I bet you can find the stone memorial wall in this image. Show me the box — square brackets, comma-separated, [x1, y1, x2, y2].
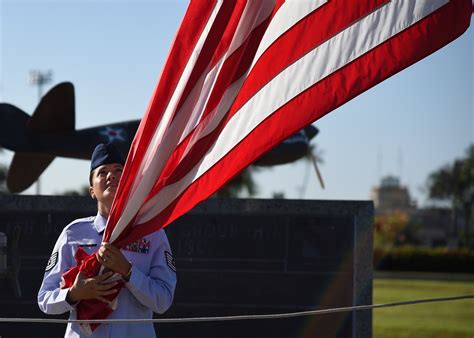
[0, 195, 373, 338]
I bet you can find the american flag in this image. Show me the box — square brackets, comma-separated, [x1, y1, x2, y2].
[104, 0, 471, 247]
[63, 0, 471, 329]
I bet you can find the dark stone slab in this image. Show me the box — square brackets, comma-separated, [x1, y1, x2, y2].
[0, 195, 373, 338]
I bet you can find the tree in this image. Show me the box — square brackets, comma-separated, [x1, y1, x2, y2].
[374, 211, 412, 248]
[0, 163, 7, 193]
[427, 144, 474, 246]
[296, 144, 325, 198]
[214, 167, 259, 198]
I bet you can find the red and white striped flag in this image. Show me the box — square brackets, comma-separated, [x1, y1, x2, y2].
[104, 0, 471, 247]
[63, 0, 471, 328]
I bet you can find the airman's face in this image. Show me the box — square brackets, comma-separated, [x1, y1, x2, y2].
[89, 163, 123, 207]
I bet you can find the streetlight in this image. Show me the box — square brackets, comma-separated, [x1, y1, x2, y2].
[29, 70, 53, 195]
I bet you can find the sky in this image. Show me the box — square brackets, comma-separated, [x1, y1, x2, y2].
[0, 0, 472, 207]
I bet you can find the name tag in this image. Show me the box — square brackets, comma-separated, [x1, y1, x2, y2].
[124, 238, 150, 254]
[78, 243, 98, 248]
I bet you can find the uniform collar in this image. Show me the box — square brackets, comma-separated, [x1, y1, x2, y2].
[93, 212, 107, 235]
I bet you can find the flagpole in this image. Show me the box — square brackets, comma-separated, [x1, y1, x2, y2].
[29, 70, 53, 195]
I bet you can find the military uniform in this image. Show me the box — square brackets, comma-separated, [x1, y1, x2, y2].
[38, 212, 177, 338]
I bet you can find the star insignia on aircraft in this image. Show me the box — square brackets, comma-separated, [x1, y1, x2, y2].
[100, 127, 126, 143]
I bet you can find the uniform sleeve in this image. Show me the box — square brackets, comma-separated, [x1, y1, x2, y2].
[125, 231, 177, 314]
[37, 228, 76, 314]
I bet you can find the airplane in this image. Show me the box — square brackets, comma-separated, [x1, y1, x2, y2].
[0, 82, 321, 193]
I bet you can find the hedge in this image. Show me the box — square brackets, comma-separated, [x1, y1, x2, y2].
[374, 246, 474, 273]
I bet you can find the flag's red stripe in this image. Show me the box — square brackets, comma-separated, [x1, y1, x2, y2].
[136, 0, 218, 146]
[275, 0, 285, 12]
[173, 0, 242, 120]
[104, 1, 219, 243]
[144, 9, 275, 198]
[231, 0, 389, 114]
[138, 0, 388, 194]
[121, 0, 217, 174]
[171, 2, 275, 140]
[155, 0, 220, 119]
[112, 0, 471, 247]
[201, 14, 273, 120]
[210, 0, 250, 66]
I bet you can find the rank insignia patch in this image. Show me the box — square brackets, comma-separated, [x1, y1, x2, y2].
[124, 238, 150, 254]
[165, 251, 176, 272]
[45, 252, 58, 271]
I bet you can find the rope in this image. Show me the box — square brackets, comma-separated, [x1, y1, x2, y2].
[0, 295, 472, 324]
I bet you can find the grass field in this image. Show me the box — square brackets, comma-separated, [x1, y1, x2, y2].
[373, 278, 474, 338]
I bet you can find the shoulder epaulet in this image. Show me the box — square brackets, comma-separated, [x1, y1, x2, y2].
[64, 216, 95, 230]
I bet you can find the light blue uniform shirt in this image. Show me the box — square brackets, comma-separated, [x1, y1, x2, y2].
[38, 213, 177, 338]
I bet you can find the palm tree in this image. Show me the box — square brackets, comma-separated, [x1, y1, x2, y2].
[214, 167, 259, 198]
[298, 144, 325, 198]
[427, 144, 474, 246]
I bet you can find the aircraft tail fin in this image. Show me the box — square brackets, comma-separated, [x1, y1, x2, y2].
[0, 82, 75, 151]
[1, 82, 75, 193]
[7, 153, 55, 193]
[29, 81, 75, 132]
[0, 104, 31, 151]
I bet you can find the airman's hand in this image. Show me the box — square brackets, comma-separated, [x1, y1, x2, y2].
[97, 243, 132, 276]
[66, 271, 117, 304]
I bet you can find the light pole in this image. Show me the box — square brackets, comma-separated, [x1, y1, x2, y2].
[29, 70, 53, 195]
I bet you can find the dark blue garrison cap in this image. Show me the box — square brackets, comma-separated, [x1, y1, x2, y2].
[90, 143, 125, 172]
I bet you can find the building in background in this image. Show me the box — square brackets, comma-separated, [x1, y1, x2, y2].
[371, 176, 455, 247]
[371, 176, 416, 215]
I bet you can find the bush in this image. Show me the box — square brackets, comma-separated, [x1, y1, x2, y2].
[374, 246, 474, 273]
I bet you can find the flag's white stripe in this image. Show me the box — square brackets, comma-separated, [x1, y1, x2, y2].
[179, 0, 276, 159]
[226, 0, 276, 57]
[178, 65, 216, 144]
[136, 0, 447, 224]
[110, 0, 225, 242]
[250, 0, 328, 71]
[178, 0, 275, 145]
[137, 0, 272, 210]
[177, 64, 220, 145]
[173, 75, 245, 166]
[179, 0, 321, 155]
[177, 52, 230, 146]
[122, 0, 269, 207]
